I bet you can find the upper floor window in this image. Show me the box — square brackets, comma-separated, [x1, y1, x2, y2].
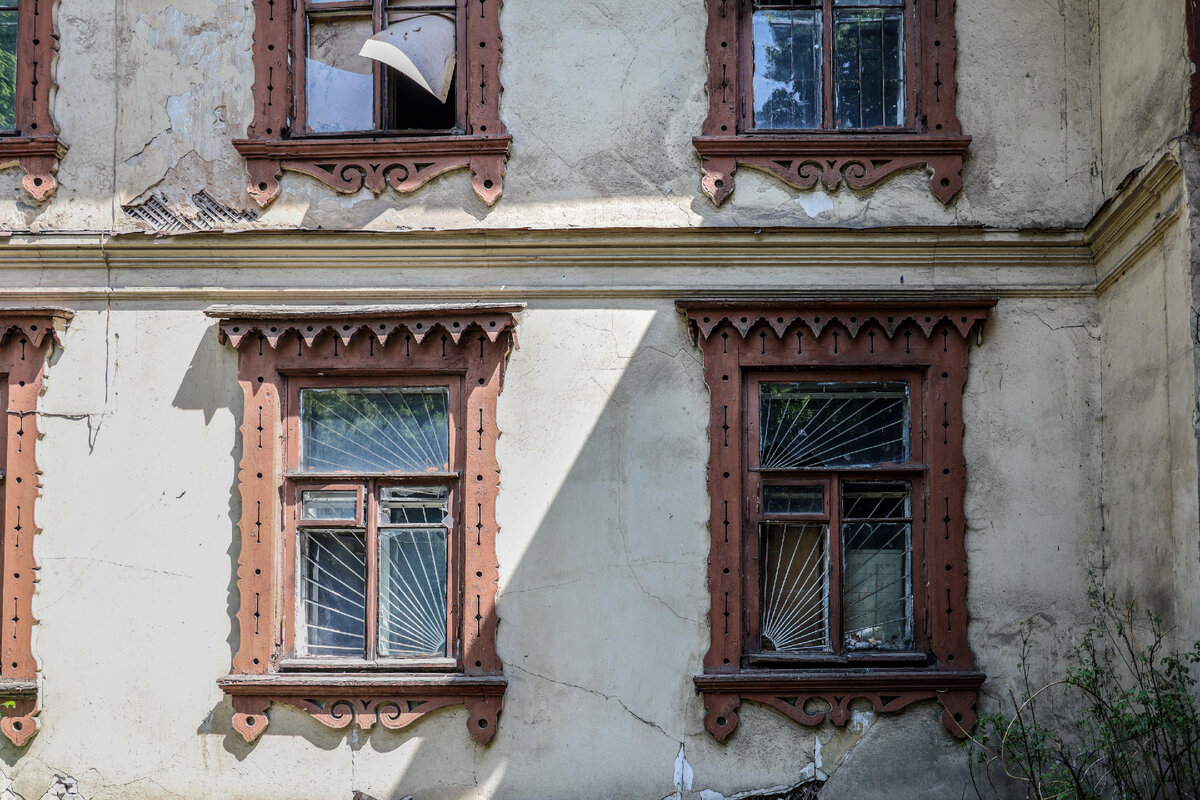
[302, 0, 458, 134]
[0, 0, 63, 201]
[235, 0, 510, 207]
[750, 0, 906, 131]
[694, 0, 968, 204]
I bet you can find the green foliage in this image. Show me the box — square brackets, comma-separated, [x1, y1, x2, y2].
[965, 577, 1200, 800]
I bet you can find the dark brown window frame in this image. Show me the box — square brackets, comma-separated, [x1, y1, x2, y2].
[678, 299, 992, 742]
[694, 0, 970, 205]
[0, 309, 71, 747]
[0, 0, 64, 202]
[234, 0, 511, 208]
[213, 305, 520, 745]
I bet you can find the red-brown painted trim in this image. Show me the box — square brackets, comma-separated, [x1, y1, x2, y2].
[213, 305, 519, 745]
[1189, 0, 1200, 133]
[696, 0, 968, 205]
[0, 309, 71, 746]
[0, 1, 64, 201]
[678, 299, 992, 742]
[240, 0, 508, 207]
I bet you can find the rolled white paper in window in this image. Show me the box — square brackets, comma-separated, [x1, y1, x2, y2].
[359, 14, 456, 104]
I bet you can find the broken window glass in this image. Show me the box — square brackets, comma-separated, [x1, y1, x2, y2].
[753, 2, 823, 129]
[0, 2, 16, 132]
[378, 527, 448, 657]
[759, 381, 909, 469]
[302, 489, 361, 521]
[306, 13, 375, 133]
[380, 485, 449, 526]
[300, 387, 450, 473]
[301, 530, 368, 656]
[833, 0, 904, 129]
[761, 522, 829, 652]
[305, 0, 458, 133]
[842, 481, 912, 650]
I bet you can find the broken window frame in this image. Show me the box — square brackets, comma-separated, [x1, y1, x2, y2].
[280, 374, 465, 669]
[234, 0, 510, 207]
[694, 0, 969, 205]
[678, 300, 993, 742]
[0, 0, 64, 202]
[743, 370, 929, 667]
[295, 0, 465, 135]
[212, 306, 520, 746]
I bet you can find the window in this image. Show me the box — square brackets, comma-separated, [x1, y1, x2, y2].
[235, 0, 510, 206]
[678, 300, 992, 741]
[214, 306, 520, 744]
[0, 309, 72, 746]
[0, 0, 64, 201]
[694, 0, 969, 204]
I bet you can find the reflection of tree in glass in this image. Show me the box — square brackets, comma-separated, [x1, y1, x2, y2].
[302, 388, 450, 473]
[756, 12, 819, 129]
[0, 13, 16, 132]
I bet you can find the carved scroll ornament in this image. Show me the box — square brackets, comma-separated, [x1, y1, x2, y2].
[0, 310, 72, 745]
[679, 300, 993, 742]
[212, 304, 520, 745]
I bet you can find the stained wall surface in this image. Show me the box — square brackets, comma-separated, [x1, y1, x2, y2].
[0, 0, 1106, 233]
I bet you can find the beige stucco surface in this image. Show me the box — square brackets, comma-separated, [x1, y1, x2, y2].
[0, 0, 1135, 233]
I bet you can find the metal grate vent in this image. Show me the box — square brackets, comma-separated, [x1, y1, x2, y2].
[123, 190, 258, 232]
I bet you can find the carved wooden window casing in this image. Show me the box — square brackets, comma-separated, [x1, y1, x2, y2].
[235, 0, 510, 207]
[0, 1, 63, 201]
[694, 0, 969, 205]
[0, 309, 71, 747]
[214, 305, 518, 744]
[679, 299, 992, 742]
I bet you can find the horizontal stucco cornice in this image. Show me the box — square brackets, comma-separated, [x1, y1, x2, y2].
[0, 151, 1185, 303]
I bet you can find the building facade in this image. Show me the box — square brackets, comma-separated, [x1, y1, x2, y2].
[0, 1, 1194, 798]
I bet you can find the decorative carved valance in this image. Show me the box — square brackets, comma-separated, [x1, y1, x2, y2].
[211, 304, 520, 745]
[0, 308, 72, 745]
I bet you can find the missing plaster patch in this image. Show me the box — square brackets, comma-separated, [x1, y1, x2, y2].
[699, 779, 823, 800]
[123, 190, 258, 232]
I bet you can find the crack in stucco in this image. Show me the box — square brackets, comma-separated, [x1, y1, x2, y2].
[509, 664, 678, 742]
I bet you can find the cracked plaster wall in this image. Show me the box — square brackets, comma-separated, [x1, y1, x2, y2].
[0, 296, 1104, 800]
[0, 0, 1131, 232]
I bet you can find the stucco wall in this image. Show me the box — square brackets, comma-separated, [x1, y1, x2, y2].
[0, 0, 1108, 233]
[0, 285, 1101, 800]
[1096, 0, 1189, 196]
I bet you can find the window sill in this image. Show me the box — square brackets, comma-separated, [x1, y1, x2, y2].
[694, 668, 984, 741]
[0, 136, 66, 202]
[217, 672, 507, 744]
[692, 132, 971, 206]
[232, 134, 513, 208]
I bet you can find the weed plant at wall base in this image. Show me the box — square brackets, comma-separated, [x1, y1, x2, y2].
[964, 575, 1200, 800]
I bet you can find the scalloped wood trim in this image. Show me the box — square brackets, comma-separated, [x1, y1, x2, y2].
[0, 310, 71, 746]
[240, 0, 508, 207]
[695, 671, 984, 740]
[215, 306, 515, 745]
[681, 299, 991, 744]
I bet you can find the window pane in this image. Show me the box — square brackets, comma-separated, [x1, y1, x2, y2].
[842, 482, 912, 651]
[761, 522, 829, 652]
[300, 387, 450, 473]
[301, 530, 367, 657]
[307, 14, 375, 133]
[380, 8, 457, 130]
[380, 485, 449, 525]
[753, 7, 822, 129]
[0, 9, 16, 132]
[302, 489, 359, 521]
[833, 7, 904, 129]
[760, 381, 909, 468]
[379, 528, 448, 657]
[763, 485, 824, 516]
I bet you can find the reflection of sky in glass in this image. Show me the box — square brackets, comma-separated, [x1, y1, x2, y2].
[753, 9, 822, 130]
[306, 59, 373, 133]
